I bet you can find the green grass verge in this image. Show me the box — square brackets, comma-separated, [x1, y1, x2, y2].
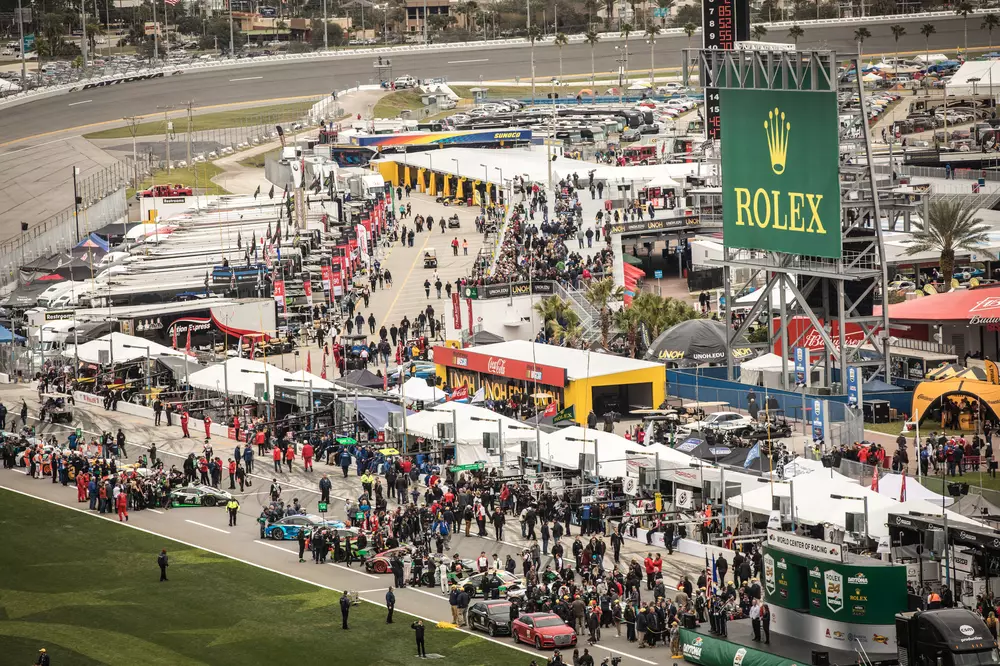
[83, 101, 317, 139]
[916, 471, 1000, 494]
[0, 488, 528, 666]
[238, 151, 278, 169]
[129, 162, 229, 198]
[372, 90, 427, 118]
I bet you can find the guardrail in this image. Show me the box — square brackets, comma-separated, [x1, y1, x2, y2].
[0, 8, 990, 113]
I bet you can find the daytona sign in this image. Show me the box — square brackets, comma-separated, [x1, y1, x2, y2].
[433, 346, 567, 387]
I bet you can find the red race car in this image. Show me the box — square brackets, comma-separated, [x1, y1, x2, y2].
[511, 613, 577, 650]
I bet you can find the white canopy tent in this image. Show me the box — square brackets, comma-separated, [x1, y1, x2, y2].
[946, 60, 1000, 97]
[739, 353, 786, 387]
[403, 402, 537, 466]
[276, 370, 337, 391]
[69, 332, 195, 365]
[539, 426, 694, 480]
[188, 357, 294, 400]
[876, 473, 954, 506]
[390, 376, 447, 403]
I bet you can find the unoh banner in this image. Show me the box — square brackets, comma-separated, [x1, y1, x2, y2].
[721, 89, 841, 259]
[352, 129, 531, 147]
[679, 629, 798, 666]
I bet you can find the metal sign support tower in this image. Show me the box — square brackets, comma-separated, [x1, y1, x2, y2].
[685, 48, 897, 393]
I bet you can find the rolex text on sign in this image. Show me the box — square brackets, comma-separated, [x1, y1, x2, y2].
[721, 89, 842, 259]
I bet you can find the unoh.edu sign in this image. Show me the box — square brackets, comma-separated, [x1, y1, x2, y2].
[721, 89, 841, 259]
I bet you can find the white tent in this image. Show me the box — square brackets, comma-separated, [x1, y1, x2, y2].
[739, 353, 787, 387]
[540, 426, 693, 480]
[390, 376, 447, 403]
[946, 60, 1000, 96]
[276, 369, 337, 391]
[733, 285, 798, 310]
[403, 402, 537, 465]
[876, 473, 954, 506]
[188, 357, 293, 400]
[69, 332, 194, 365]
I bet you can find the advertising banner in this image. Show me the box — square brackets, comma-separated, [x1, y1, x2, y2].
[987, 359, 1000, 385]
[767, 529, 843, 562]
[273, 279, 286, 313]
[847, 366, 863, 408]
[434, 345, 568, 387]
[680, 629, 799, 666]
[320, 264, 333, 298]
[452, 292, 462, 330]
[721, 89, 842, 258]
[811, 398, 825, 442]
[793, 347, 808, 387]
[303, 278, 314, 307]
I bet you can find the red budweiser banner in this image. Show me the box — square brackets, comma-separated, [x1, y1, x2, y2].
[433, 346, 567, 387]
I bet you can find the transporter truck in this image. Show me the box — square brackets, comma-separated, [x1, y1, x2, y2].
[896, 609, 998, 666]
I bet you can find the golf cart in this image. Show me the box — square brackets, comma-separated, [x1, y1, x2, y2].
[447, 213, 460, 229]
[423, 249, 438, 269]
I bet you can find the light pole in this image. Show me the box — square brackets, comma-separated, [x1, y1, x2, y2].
[229, 0, 236, 55]
[72, 167, 81, 242]
[323, 0, 329, 49]
[241, 366, 271, 421]
[15, 0, 27, 88]
[480, 163, 488, 205]
[647, 37, 655, 86]
[567, 435, 599, 485]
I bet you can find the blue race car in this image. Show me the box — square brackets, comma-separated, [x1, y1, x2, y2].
[265, 514, 346, 540]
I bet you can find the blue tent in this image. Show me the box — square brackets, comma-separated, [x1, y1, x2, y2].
[74, 233, 110, 253]
[353, 398, 414, 432]
[0, 324, 26, 343]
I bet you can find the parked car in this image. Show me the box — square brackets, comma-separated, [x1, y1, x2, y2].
[620, 128, 641, 142]
[954, 266, 985, 280]
[468, 599, 515, 636]
[512, 613, 577, 649]
[265, 514, 347, 540]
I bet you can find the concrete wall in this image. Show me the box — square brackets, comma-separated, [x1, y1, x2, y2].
[444, 293, 537, 343]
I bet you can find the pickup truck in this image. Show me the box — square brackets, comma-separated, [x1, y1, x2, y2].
[138, 184, 193, 198]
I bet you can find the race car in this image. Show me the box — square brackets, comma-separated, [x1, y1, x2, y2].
[455, 570, 526, 599]
[364, 546, 412, 574]
[419, 556, 479, 587]
[168, 484, 233, 508]
[265, 514, 347, 540]
[467, 599, 515, 636]
[677, 411, 753, 436]
[511, 612, 577, 649]
[310, 526, 371, 559]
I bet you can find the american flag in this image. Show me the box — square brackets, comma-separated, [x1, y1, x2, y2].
[164, 0, 181, 6]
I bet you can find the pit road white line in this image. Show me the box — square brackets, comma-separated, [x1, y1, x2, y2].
[68, 100, 93, 106]
[185, 519, 230, 534]
[254, 539, 379, 579]
[230, 76, 263, 81]
[446, 59, 488, 64]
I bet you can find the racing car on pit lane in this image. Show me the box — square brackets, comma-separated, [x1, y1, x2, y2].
[168, 484, 233, 508]
[454, 570, 526, 600]
[264, 514, 348, 540]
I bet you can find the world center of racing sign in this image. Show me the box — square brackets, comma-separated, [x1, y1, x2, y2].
[767, 528, 843, 563]
[721, 89, 842, 259]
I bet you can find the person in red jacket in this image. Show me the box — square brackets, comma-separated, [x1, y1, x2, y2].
[644, 554, 656, 590]
[116, 490, 129, 522]
[228, 458, 237, 489]
[203, 414, 212, 440]
[302, 443, 314, 472]
[284, 446, 295, 472]
[273, 446, 282, 473]
[180, 410, 190, 438]
[76, 472, 88, 502]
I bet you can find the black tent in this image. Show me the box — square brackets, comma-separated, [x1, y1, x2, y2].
[645, 319, 755, 366]
[1, 277, 65, 307]
[468, 330, 504, 346]
[675, 432, 770, 472]
[341, 368, 384, 389]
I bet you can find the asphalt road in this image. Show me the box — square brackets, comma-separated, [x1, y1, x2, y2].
[0, 15, 985, 147]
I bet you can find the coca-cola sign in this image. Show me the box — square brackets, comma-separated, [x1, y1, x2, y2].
[433, 346, 567, 387]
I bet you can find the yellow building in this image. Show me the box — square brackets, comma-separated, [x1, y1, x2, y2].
[433, 340, 666, 425]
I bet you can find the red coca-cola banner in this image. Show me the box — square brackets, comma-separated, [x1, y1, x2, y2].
[432, 345, 567, 387]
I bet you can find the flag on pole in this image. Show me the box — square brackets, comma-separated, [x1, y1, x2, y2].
[306, 352, 312, 374]
[383, 373, 388, 391]
[448, 386, 469, 402]
[268, 184, 274, 199]
[253, 185, 260, 199]
[899, 471, 907, 502]
[185, 327, 191, 354]
[164, 0, 179, 5]
[871, 463, 880, 492]
[321, 350, 328, 379]
[543, 402, 558, 418]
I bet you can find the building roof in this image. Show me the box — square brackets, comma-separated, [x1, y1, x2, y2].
[467, 340, 663, 381]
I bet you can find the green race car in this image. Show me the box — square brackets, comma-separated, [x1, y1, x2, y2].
[168, 484, 233, 508]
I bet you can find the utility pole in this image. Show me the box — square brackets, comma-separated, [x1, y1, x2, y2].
[158, 104, 175, 175]
[184, 99, 195, 168]
[229, 0, 236, 55]
[15, 0, 27, 88]
[72, 167, 82, 241]
[153, 0, 160, 60]
[423, 0, 428, 43]
[80, 0, 89, 67]
[323, 0, 328, 49]
[123, 116, 141, 190]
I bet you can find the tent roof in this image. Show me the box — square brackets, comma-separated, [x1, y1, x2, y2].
[863, 378, 897, 393]
[390, 376, 447, 402]
[739, 353, 785, 371]
[876, 473, 953, 506]
[69, 332, 195, 365]
[887, 286, 1000, 323]
[0, 324, 25, 343]
[540, 426, 693, 479]
[460, 340, 662, 380]
[353, 398, 414, 432]
[468, 330, 504, 345]
[911, 378, 1000, 421]
[188, 357, 293, 399]
[341, 369, 384, 389]
[277, 369, 337, 390]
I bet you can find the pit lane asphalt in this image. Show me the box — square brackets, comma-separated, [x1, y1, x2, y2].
[0, 14, 982, 148]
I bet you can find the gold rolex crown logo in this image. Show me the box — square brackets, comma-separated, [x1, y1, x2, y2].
[764, 107, 791, 175]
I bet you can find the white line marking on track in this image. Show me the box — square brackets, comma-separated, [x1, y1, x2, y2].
[147, 508, 164, 514]
[0, 486, 653, 664]
[185, 519, 230, 534]
[12, 469, 26, 474]
[230, 76, 263, 81]
[327, 561, 378, 579]
[447, 58, 488, 64]
[358, 588, 388, 593]
[68, 100, 92, 106]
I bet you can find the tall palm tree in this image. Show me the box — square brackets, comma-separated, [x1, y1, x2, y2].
[956, 2, 973, 53]
[585, 29, 600, 84]
[613, 306, 642, 358]
[890, 25, 905, 78]
[787, 24, 804, 47]
[920, 23, 936, 95]
[583, 0, 599, 27]
[983, 13, 1000, 50]
[554, 32, 568, 82]
[854, 27, 871, 57]
[904, 200, 995, 290]
[534, 296, 580, 341]
[620, 21, 633, 43]
[527, 24, 542, 104]
[751, 24, 768, 41]
[645, 24, 660, 85]
[584, 277, 624, 349]
[631, 292, 700, 338]
[682, 21, 696, 49]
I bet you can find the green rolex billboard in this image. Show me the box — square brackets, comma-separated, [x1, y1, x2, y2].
[721, 89, 841, 259]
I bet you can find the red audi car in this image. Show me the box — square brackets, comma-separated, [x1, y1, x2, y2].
[511, 613, 577, 650]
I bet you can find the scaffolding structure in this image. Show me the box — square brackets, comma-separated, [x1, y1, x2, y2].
[683, 48, 931, 392]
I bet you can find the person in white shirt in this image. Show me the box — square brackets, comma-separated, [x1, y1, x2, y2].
[477, 552, 488, 573]
[749, 599, 762, 642]
[438, 561, 449, 594]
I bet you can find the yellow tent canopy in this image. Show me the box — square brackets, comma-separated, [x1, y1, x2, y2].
[926, 363, 986, 381]
[911, 378, 1000, 420]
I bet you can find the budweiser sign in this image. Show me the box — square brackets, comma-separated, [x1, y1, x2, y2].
[774, 317, 868, 355]
[486, 357, 507, 376]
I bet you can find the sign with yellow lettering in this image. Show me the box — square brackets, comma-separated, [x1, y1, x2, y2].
[721, 89, 841, 259]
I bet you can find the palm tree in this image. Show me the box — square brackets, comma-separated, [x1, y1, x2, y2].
[983, 13, 999, 50]
[904, 200, 995, 290]
[534, 296, 580, 341]
[527, 24, 542, 104]
[613, 306, 642, 358]
[645, 24, 660, 85]
[620, 21, 633, 43]
[584, 277, 624, 348]
[890, 25, 905, 78]
[787, 24, 803, 47]
[458, 1, 478, 32]
[682, 21, 696, 49]
[751, 24, 768, 41]
[919, 23, 936, 95]
[583, 0, 600, 27]
[554, 32, 568, 83]
[630, 292, 700, 338]
[86, 22, 103, 57]
[585, 29, 600, 84]
[854, 27, 871, 56]
[956, 2, 973, 53]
